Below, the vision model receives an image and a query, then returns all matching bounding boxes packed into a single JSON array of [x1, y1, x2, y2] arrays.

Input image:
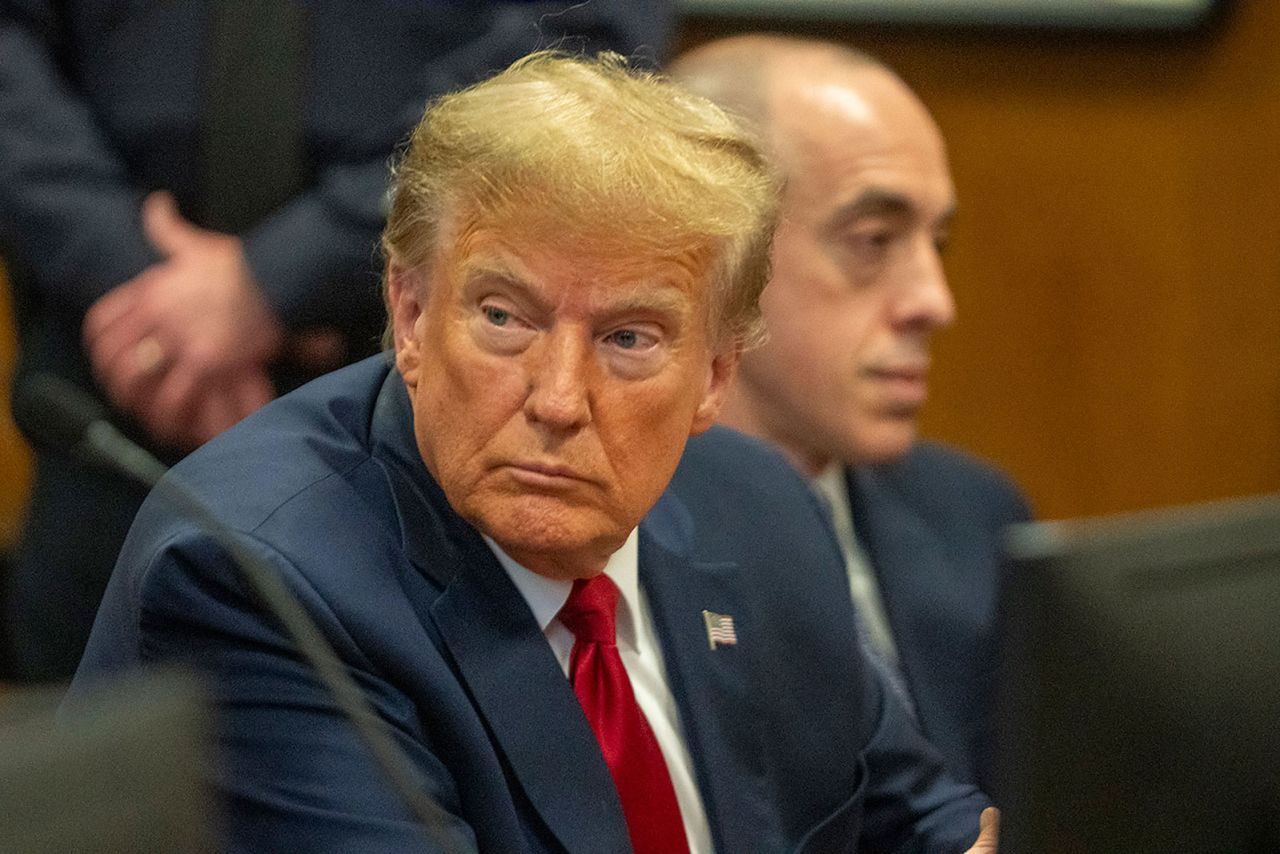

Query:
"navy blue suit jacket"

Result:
[[847, 445, 1032, 787], [71, 357, 986, 853]]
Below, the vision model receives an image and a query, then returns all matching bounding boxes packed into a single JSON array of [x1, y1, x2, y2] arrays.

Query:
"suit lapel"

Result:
[[430, 552, 632, 854], [639, 498, 781, 853], [845, 466, 960, 726]]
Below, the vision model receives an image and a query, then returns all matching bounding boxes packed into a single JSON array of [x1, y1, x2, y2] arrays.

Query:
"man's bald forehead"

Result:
[[672, 33, 882, 80], [669, 34, 885, 131]]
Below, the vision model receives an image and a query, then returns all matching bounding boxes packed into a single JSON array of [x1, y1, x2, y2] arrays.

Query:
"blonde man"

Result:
[[73, 52, 997, 853]]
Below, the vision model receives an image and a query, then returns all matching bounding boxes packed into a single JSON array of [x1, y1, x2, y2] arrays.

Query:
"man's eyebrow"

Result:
[[462, 257, 520, 284], [600, 287, 689, 320], [462, 262, 690, 320], [827, 188, 957, 231], [462, 261, 551, 307]]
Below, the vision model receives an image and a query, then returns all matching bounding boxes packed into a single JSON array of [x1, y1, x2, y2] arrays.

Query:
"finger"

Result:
[[83, 276, 151, 348], [105, 365, 168, 420], [158, 368, 268, 449], [89, 318, 170, 404], [975, 807, 1000, 852], [87, 303, 155, 372], [191, 371, 273, 446], [141, 191, 200, 257], [141, 394, 220, 452], [226, 370, 275, 421], [143, 361, 205, 443], [139, 408, 205, 453], [189, 388, 244, 447], [93, 335, 177, 416]]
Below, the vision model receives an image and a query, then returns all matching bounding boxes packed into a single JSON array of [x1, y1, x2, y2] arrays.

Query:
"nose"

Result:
[[523, 329, 593, 432], [889, 237, 956, 332]]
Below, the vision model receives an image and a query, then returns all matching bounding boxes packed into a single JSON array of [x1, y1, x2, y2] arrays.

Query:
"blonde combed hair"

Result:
[[382, 50, 779, 347]]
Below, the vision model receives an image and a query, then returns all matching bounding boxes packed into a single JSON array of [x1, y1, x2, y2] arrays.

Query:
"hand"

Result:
[[83, 192, 285, 449], [964, 807, 999, 853]]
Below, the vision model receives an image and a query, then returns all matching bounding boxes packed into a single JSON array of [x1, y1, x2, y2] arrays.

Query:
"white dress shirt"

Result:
[[485, 531, 713, 854]]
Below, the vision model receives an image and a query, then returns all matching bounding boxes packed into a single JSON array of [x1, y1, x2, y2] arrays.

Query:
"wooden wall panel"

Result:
[[682, 3, 1280, 519], [0, 269, 32, 549]]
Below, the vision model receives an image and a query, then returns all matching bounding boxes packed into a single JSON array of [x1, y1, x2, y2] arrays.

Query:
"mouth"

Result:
[[501, 461, 595, 490], [863, 365, 930, 407]]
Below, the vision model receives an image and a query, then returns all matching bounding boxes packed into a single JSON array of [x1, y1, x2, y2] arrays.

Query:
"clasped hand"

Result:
[[83, 192, 341, 451]]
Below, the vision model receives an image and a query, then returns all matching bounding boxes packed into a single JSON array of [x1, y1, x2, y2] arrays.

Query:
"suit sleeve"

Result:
[[130, 530, 479, 854], [0, 0, 154, 315], [857, 664, 992, 854]]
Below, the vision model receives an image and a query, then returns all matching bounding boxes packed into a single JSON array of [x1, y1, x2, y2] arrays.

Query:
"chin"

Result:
[[473, 497, 626, 575], [849, 425, 917, 467]]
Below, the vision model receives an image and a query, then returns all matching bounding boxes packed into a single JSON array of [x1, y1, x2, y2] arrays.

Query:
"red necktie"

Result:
[[558, 576, 691, 854]]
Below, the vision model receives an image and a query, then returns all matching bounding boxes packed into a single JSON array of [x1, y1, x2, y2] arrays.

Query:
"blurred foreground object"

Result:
[[0, 670, 215, 853], [997, 493, 1280, 851]]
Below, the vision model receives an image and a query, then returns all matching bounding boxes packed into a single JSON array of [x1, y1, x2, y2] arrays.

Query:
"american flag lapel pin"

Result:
[[702, 610, 738, 650]]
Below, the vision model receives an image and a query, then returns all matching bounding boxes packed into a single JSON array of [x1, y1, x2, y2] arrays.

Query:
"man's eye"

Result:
[[610, 329, 639, 349], [853, 231, 892, 252], [483, 306, 510, 326], [606, 328, 659, 351]]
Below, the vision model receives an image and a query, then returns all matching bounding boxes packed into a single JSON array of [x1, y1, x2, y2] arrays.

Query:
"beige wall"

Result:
[[682, 3, 1280, 519]]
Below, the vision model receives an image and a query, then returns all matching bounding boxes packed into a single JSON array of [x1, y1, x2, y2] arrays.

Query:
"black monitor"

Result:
[[994, 493, 1280, 852]]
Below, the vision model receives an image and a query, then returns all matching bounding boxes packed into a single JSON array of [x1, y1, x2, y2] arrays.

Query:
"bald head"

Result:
[[670, 36, 879, 136], [671, 36, 958, 472]]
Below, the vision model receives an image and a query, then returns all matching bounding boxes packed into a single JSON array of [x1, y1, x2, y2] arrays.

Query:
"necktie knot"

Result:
[[558, 575, 619, 644]]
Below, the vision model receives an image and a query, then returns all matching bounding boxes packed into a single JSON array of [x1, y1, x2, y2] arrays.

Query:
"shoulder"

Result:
[[856, 440, 1032, 532], [162, 356, 392, 529], [674, 424, 813, 493], [121, 356, 404, 604], [658, 428, 855, 641], [77, 357, 411, 675], [663, 426, 832, 553]]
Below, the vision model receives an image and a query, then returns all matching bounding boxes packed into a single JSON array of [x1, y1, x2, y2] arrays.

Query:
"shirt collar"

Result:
[[811, 463, 846, 513], [485, 529, 642, 649], [811, 462, 859, 542]]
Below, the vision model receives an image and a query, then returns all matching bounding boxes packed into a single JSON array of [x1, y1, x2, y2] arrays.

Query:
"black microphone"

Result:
[[14, 374, 459, 850], [13, 372, 168, 486]]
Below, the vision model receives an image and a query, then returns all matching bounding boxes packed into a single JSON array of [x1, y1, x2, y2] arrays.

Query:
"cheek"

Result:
[[422, 320, 525, 409], [413, 340, 529, 474], [597, 380, 701, 473]]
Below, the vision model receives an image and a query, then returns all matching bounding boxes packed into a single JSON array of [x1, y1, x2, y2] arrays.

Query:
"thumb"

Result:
[[970, 807, 1000, 853], [142, 191, 200, 256]]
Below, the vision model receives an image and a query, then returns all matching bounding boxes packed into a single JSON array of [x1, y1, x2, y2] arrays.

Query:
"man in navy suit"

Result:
[[672, 37, 1032, 787], [71, 51, 997, 852]]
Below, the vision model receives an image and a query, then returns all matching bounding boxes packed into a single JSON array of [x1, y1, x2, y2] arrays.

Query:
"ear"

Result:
[[690, 341, 742, 435], [386, 262, 426, 388]]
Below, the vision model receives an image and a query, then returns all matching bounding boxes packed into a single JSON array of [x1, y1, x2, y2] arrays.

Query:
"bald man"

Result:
[[671, 36, 1031, 787]]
